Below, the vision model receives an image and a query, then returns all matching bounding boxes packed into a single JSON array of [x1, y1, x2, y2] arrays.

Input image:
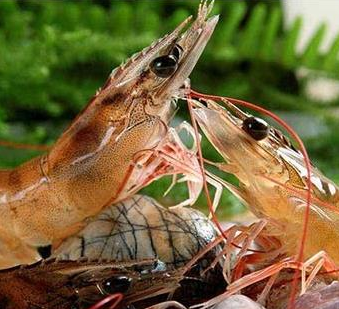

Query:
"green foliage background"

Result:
[[1, 0, 339, 217]]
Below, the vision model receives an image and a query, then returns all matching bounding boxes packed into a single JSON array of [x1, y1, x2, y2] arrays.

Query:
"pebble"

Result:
[[213, 295, 266, 309], [295, 281, 339, 309]]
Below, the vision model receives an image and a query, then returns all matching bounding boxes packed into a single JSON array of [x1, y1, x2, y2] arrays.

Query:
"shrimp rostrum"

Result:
[[0, 3, 218, 269], [189, 96, 339, 303]]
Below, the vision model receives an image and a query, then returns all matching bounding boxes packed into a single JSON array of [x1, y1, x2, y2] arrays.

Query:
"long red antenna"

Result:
[[0, 140, 50, 151], [190, 89, 313, 309], [87, 293, 123, 309], [187, 94, 231, 246]]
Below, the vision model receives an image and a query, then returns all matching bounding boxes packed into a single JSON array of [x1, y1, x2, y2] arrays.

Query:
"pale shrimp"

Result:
[[187, 94, 339, 307], [0, 2, 218, 269]]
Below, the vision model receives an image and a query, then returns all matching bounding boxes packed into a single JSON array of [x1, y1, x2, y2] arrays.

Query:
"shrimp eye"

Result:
[[101, 276, 132, 295], [242, 117, 269, 141], [150, 55, 178, 78]]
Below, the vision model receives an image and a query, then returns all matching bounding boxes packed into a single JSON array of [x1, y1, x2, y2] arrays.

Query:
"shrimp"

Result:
[[0, 2, 219, 269], [0, 258, 179, 309], [0, 257, 223, 309], [188, 94, 339, 307]]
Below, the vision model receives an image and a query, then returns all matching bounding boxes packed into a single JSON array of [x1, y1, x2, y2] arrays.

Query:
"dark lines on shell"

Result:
[[80, 237, 85, 257], [154, 198, 178, 266], [134, 198, 158, 259], [120, 198, 140, 260], [54, 196, 216, 269], [102, 199, 131, 260]]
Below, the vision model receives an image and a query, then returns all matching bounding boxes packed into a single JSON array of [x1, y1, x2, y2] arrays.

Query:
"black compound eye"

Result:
[[150, 55, 178, 78], [242, 117, 269, 141], [102, 276, 132, 295]]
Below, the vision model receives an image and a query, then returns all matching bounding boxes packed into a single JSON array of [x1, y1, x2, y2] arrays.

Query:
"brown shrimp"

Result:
[[0, 2, 219, 269], [0, 258, 179, 309]]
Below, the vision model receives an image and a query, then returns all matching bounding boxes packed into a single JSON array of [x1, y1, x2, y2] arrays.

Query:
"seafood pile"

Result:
[[1, 1, 339, 309]]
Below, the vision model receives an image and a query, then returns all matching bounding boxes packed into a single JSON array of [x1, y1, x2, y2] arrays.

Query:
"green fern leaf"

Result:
[[301, 23, 326, 69], [239, 3, 266, 57], [259, 6, 281, 61], [282, 16, 303, 67]]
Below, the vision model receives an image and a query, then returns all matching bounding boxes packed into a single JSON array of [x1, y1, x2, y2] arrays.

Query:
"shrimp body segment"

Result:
[[192, 98, 339, 264], [0, 2, 219, 269]]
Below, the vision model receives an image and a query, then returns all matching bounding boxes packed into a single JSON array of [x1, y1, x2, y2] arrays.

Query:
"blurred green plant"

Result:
[[1, 0, 339, 216]]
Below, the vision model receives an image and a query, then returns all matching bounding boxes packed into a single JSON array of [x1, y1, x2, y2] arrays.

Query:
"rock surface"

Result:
[[295, 281, 339, 309], [213, 295, 265, 309]]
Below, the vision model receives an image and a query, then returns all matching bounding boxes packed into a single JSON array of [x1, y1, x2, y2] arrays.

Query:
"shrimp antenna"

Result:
[[187, 94, 231, 247], [87, 293, 123, 309], [0, 139, 50, 151], [190, 89, 312, 309]]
